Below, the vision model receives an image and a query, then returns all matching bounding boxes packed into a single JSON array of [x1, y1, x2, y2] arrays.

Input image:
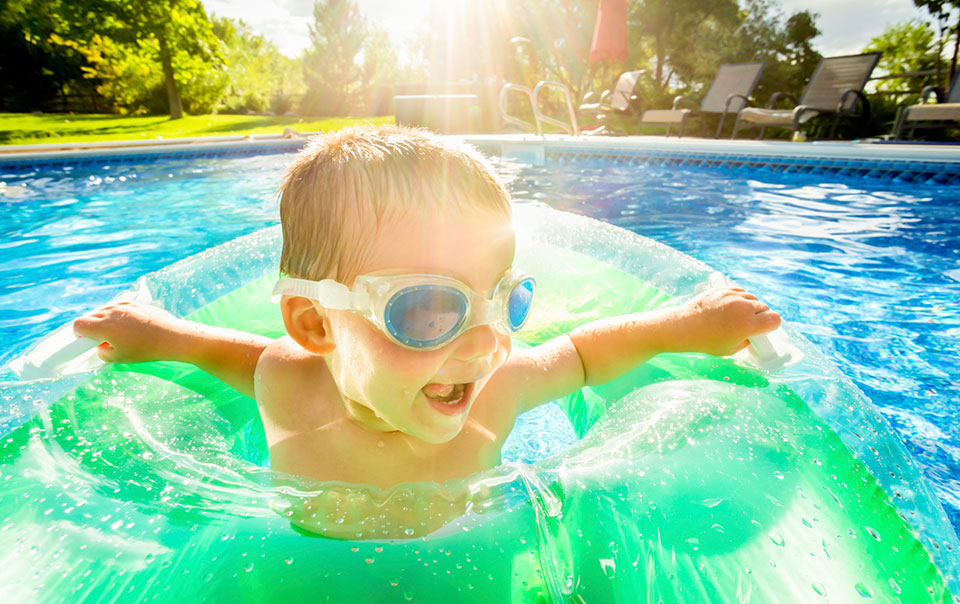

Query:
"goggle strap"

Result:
[[270, 277, 369, 310]]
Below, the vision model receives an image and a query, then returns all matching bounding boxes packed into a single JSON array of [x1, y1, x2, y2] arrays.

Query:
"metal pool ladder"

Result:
[[499, 81, 580, 136]]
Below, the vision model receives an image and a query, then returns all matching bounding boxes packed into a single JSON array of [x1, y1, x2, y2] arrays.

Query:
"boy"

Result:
[[74, 126, 780, 535]]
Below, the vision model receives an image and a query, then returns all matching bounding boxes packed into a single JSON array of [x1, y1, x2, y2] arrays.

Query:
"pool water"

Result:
[[0, 155, 284, 364], [499, 156, 960, 533], [1, 149, 958, 538]]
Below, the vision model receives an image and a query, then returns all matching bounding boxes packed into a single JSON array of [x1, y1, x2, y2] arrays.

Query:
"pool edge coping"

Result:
[[3, 134, 960, 183]]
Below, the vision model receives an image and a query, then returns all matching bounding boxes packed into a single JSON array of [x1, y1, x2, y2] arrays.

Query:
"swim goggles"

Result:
[[271, 270, 536, 351]]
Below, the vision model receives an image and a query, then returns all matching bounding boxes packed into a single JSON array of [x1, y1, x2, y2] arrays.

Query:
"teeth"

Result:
[[423, 383, 465, 403], [444, 384, 465, 403], [423, 383, 453, 398]]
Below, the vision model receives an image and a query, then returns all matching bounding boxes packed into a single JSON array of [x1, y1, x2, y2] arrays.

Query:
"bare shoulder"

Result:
[[257, 335, 318, 371], [255, 337, 331, 428], [256, 337, 321, 387]]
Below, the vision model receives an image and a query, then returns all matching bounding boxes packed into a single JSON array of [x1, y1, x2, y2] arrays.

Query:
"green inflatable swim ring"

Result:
[[1, 205, 958, 603]]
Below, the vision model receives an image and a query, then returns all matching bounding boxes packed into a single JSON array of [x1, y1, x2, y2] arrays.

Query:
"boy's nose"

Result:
[[452, 323, 500, 361]]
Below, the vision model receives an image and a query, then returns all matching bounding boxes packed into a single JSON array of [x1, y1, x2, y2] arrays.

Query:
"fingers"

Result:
[[95, 342, 117, 362], [707, 288, 760, 304], [73, 315, 102, 338], [73, 302, 139, 336], [755, 309, 782, 332]]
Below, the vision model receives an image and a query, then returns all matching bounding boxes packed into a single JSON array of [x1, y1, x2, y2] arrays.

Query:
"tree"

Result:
[[864, 20, 939, 94], [501, 0, 821, 113], [300, 0, 368, 116], [618, 0, 820, 108], [509, 0, 603, 105], [56, 0, 225, 118], [729, 1, 822, 104], [0, 0, 101, 112], [629, 0, 741, 98], [914, 0, 959, 86], [213, 17, 302, 114]]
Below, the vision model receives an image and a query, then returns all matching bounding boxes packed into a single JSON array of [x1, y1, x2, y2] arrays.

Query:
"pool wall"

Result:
[[0, 136, 304, 173], [467, 134, 960, 183], [4, 134, 960, 182]]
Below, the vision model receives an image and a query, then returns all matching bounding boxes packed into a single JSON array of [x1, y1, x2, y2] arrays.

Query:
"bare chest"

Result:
[[257, 355, 521, 488], [266, 421, 508, 488]]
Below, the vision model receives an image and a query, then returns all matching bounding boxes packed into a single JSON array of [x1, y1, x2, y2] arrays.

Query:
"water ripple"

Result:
[[497, 157, 960, 533], [0, 154, 286, 365]]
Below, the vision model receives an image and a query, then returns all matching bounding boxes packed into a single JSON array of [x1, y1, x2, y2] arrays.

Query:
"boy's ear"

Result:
[[280, 297, 336, 355]]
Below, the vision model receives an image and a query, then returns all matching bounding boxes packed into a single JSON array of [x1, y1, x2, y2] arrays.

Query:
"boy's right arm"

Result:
[[73, 302, 272, 398], [492, 287, 779, 415]]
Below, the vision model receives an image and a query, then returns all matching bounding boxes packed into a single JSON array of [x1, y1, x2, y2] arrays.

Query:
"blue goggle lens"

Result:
[[507, 277, 535, 331], [384, 285, 468, 348]]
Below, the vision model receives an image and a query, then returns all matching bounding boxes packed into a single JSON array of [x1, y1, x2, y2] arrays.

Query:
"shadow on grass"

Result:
[[0, 116, 173, 143], [0, 114, 393, 144], [195, 117, 301, 134]]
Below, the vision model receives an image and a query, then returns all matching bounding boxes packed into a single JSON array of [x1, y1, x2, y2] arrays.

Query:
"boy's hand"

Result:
[[516, 286, 784, 402], [73, 302, 187, 364], [672, 287, 781, 357]]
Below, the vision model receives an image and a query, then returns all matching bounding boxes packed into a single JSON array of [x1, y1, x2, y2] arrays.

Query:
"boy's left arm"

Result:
[[74, 302, 272, 398], [500, 288, 781, 413]]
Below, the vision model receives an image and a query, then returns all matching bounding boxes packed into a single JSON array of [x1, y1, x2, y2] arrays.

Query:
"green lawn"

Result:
[[0, 113, 395, 146]]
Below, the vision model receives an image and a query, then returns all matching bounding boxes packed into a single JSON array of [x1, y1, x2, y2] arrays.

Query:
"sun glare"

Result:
[[360, 0, 429, 42]]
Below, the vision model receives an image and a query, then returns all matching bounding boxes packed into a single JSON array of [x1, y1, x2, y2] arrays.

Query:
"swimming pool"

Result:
[[486, 143, 960, 537], [1, 136, 958, 578]]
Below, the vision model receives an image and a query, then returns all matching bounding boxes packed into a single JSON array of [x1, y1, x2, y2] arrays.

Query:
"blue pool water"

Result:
[[1, 148, 958, 537], [500, 156, 960, 532], [0, 154, 285, 362]]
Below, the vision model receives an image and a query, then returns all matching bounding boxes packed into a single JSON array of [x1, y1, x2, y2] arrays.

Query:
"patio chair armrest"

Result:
[[920, 85, 944, 104], [792, 105, 816, 125], [766, 91, 798, 109], [723, 93, 752, 113], [671, 95, 697, 110], [837, 89, 869, 115], [581, 91, 599, 105]]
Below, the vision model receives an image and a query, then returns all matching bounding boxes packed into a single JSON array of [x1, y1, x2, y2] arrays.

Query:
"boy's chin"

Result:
[[411, 418, 468, 445]]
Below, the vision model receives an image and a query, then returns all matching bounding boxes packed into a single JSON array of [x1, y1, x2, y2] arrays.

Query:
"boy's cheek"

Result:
[[495, 335, 512, 366]]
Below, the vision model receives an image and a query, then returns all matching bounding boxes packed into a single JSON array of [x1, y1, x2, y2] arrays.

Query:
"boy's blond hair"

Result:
[[278, 125, 512, 283]]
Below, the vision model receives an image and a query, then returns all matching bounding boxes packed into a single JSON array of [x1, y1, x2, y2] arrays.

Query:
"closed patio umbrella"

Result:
[[588, 0, 628, 63]]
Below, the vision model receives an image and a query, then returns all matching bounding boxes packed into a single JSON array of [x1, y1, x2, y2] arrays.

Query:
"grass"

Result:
[[0, 113, 395, 146]]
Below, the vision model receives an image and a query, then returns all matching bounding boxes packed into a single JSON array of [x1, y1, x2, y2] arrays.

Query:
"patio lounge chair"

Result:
[[579, 70, 646, 118], [732, 52, 882, 139], [893, 72, 960, 139], [638, 61, 766, 138]]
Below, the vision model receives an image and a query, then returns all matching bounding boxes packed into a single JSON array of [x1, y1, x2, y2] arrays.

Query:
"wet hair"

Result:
[[278, 124, 512, 283]]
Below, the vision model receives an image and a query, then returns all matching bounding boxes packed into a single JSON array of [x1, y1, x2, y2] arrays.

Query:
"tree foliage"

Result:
[[502, 0, 820, 111], [54, 0, 226, 118], [301, 0, 390, 116], [623, 0, 821, 106], [0, 0, 100, 112], [213, 18, 302, 115], [864, 20, 939, 94], [0, 0, 304, 117], [0, 0, 226, 117], [724, 1, 821, 104], [509, 0, 598, 104], [913, 0, 960, 86], [630, 0, 740, 98]]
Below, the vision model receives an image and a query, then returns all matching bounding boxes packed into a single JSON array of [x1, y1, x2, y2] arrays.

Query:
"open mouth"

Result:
[[422, 382, 474, 416]]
